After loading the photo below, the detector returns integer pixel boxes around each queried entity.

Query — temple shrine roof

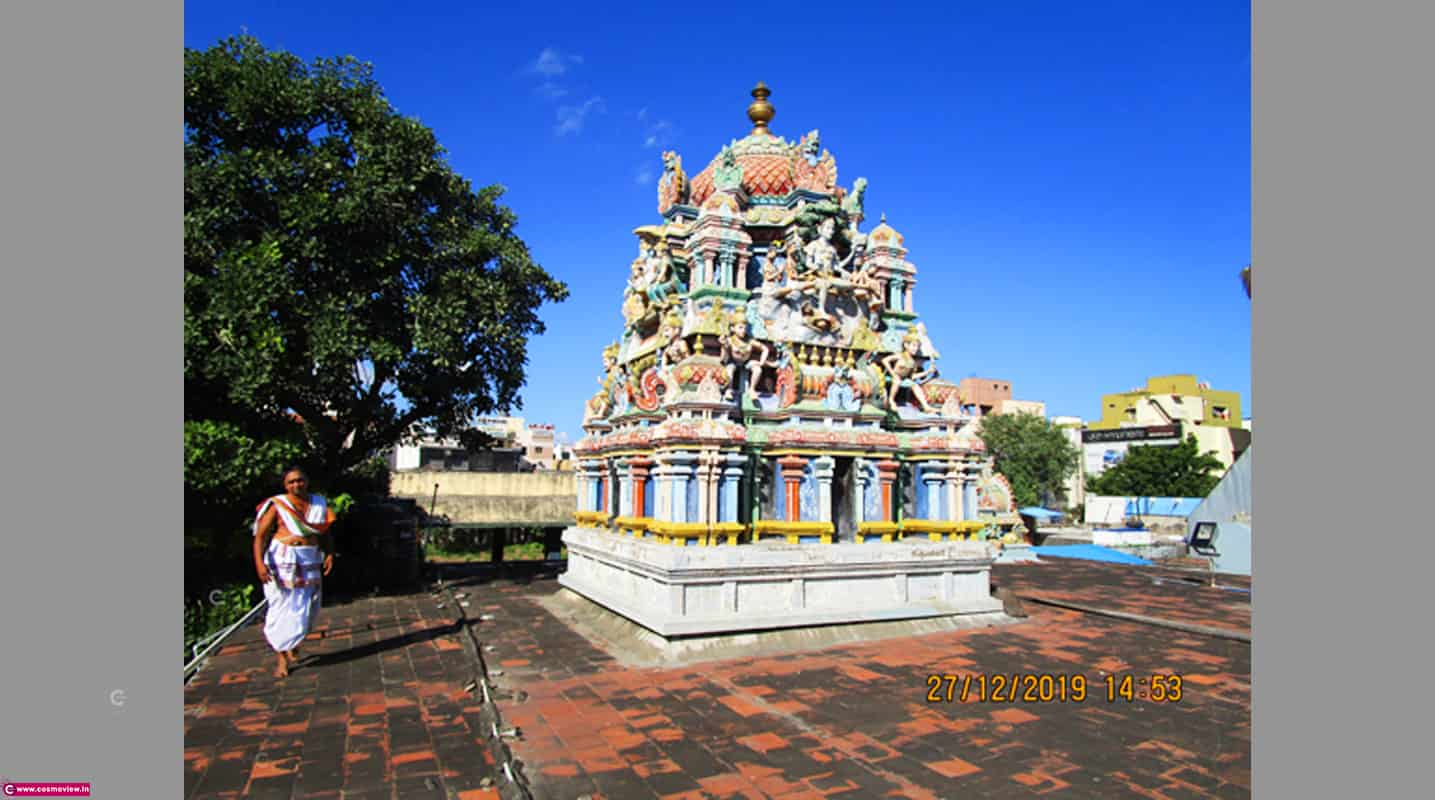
[678,82,841,209]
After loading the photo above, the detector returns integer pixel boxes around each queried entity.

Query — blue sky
[185,0,1251,443]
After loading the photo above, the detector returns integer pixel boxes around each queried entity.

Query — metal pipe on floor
[1016,594,1252,643]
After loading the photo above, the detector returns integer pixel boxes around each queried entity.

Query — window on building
[1212,406,1230,420]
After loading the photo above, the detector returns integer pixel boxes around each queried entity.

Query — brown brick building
[958,377,1012,417]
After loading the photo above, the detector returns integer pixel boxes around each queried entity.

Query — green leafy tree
[1085,435,1225,498]
[184,36,567,541]
[977,412,1081,508]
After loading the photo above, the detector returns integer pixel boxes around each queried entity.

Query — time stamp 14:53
[925,674,1185,704]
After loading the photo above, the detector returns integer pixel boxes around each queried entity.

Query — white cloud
[556,96,604,136]
[537,81,569,99]
[530,47,582,77]
[641,118,673,149]
[635,164,655,185]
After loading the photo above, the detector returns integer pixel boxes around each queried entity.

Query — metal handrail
[183,598,268,681]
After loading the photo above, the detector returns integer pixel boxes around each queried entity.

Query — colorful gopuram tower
[562,84,1019,637]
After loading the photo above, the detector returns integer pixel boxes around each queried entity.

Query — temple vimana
[573,83,1023,547]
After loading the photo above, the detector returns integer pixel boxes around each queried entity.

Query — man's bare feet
[275,655,289,679]
[286,649,301,666]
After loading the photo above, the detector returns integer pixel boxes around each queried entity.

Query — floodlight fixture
[1189,521,1220,556]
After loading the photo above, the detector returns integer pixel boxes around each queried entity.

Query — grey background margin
[0,0,180,796]
[1256,0,1432,796]
[0,0,1428,795]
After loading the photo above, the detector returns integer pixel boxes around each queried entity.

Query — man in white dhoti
[252,467,336,678]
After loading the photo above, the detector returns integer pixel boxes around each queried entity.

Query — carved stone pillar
[813,456,836,523]
[854,458,872,524]
[615,458,632,518]
[963,467,980,521]
[696,450,721,525]
[949,467,964,522]
[944,467,963,522]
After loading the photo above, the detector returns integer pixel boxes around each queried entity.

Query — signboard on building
[1082,425,1181,478]
[1081,424,1181,444]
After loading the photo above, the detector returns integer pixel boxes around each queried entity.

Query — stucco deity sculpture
[658,151,690,213]
[656,312,690,404]
[803,216,855,276]
[714,145,743,192]
[583,342,623,422]
[826,366,861,412]
[794,129,837,193]
[645,240,688,306]
[849,257,885,328]
[841,177,868,230]
[791,216,861,332]
[720,310,774,401]
[622,227,668,333]
[761,240,788,292]
[881,329,937,413]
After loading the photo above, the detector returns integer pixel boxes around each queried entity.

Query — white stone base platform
[559,526,1003,637]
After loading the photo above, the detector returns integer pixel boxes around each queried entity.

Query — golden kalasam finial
[747,82,775,135]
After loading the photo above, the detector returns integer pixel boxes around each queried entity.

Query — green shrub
[184,582,257,659]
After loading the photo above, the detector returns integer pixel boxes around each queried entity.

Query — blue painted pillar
[773,458,786,520]
[922,464,945,521]
[668,452,695,523]
[721,455,745,523]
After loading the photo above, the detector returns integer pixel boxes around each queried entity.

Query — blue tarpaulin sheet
[1123,498,1203,517]
[1018,507,1063,519]
[1030,544,1153,565]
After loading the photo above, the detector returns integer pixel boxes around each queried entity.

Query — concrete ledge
[538,588,1019,667]
[559,526,1002,637]
[995,543,1041,563]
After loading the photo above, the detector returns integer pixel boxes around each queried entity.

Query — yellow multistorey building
[1090,375,1242,431]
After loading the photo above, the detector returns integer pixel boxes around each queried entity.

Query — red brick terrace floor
[184,590,502,800]
[464,560,1250,799]
[184,559,1251,799]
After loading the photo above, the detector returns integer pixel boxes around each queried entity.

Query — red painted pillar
[877,460,900,521]
[778,455,808,522]
[630,458,653,517]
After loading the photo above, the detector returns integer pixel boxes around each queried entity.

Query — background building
[1082,374,1250,486]
[1041,376,1250,516]
[1050,415,1086,509]
[516,423,558,470]
[997,399,1047,417]
[958,377,1010,417]
[1091,374,1242,431]
[388,416,571,472]
[957,377,1045,418]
